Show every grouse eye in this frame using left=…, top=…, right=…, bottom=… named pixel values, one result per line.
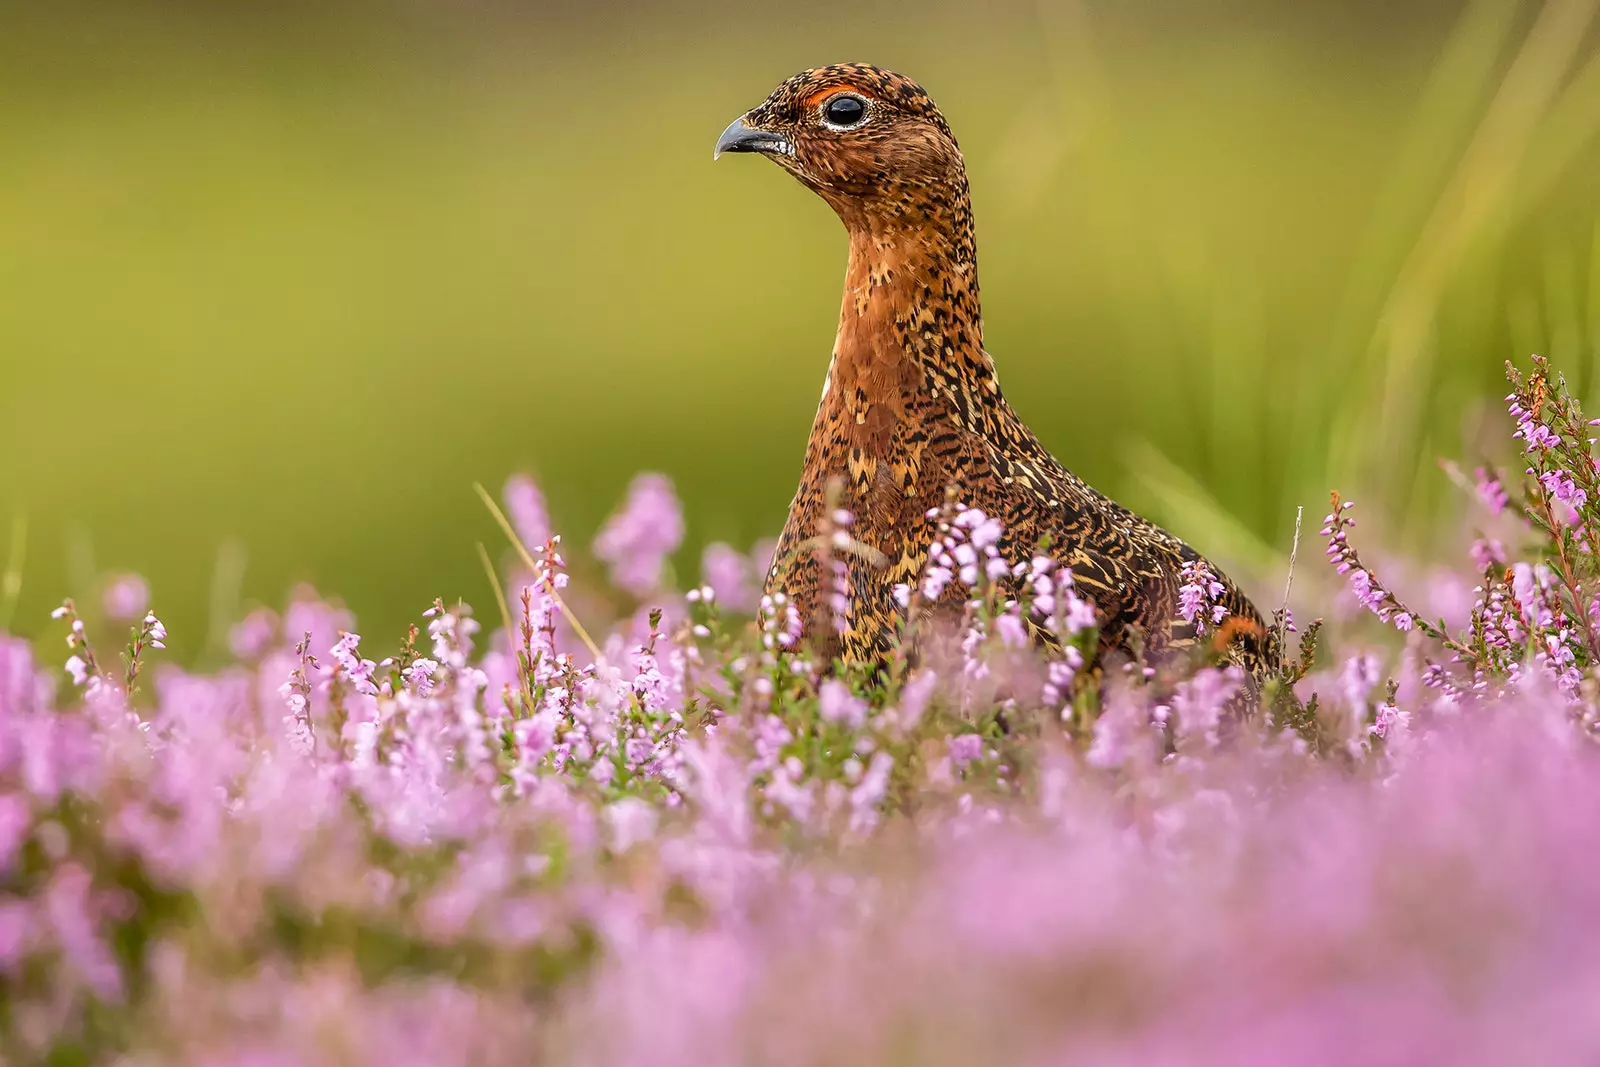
left=822, top=94, right=867, bottom=128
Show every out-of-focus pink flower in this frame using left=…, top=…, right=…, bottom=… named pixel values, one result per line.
left=504, top=473, right=552, bottom=549
left=700, top=542, right=757, bottom=614
left=102, top=574, right=149, bottom=623
left=0, top=900, right=30, bottom=971
left=230, top=608, right=279, bottom=660
left=594, top=474, right=685, bottom=596
left=1474, top=467, right=1509, bottom=515
left=948, top=734, right=982, bottom=769
left=44, top=864, right=123, bottom=1002
left=1171, top=667, right=1241, bottom=748
left=1471, top=538, right=1507, bottom=572
left=604, top=798, right=658, bottom=852
left=847, top=751, right=893, bottom=835
left=0, top=794, right=29, bottom=873
left=1087, top=686, right=1150, bottom=770
left=818, top=679, right=867, bottom=730
left=750, top=539, right=778, bottom=584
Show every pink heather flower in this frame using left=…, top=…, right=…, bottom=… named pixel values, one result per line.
left=895, top=670, right=939, bottom=733
left=765, top=760, right=814, bottom=823
left=828, top=556, right=851, bottom=634
left=402, top=658, right=440, bottom=696
left=603, top=798, right=658, bottom=852
left=282, top=591, right=354, bottom=661
left=44, top=864, right=123, bottom=1002
left=0, top=795, right=29, bottom=874
left=594, top=473, right=685, bottom=596
left=1521, top=420, right=1561, bottom=451
left=1171, top=667, right=1241, bottom=748
left=1338, top=652, right=1381, bottom=711
left=948, top=733, right=983, bottom=770
left=330, top=632, right=379, bottom=697
left=1177, top=560, right=1228, bottom=632
left=0, top=901, right=31, bottom=971
left=758, top=594, right=802, bottom=653
left=956, top=508, right=1003, bottom=551
left=818, top=679, right=867, bottom=730
left=426, top=603, right=480, bottom=669
left=515, top=710, right=557, bottom=762
left=1474, top=467, right=1509, bottom=515
left=63, top=655, right=89, bottom=687
left=994, top=612, right=1029, bottom=649
left=1470, top=538, right=1507, bottom=572
left=921, top=557, right=954, bottom=601
left=847, top=751, right=894, bottom=834
left=701, top=542, right=757, bottom=613
left=228, top=607, right=278, bottom=659
left=1509, top=395, right=1561, bottom=451
left=101, top=574, right=148, bottom=623
left=1087, top=688, right=1148, bottom=769
left=1043, top=653, right=1082, bottom=709
left=1540, top=470, right=1587, bottom=513
left=1347, top=569, right=1389, bottom=617
left=503, top=473, right=551, bottom=549
left=143, top=612, right=167, bottom=650
left=1371, top=701, right=1410, bottom=740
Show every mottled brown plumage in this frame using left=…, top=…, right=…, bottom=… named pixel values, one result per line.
left=717, top=63, right=1277, bottom=683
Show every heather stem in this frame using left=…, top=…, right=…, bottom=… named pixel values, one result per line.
left=1531, top=481, right=1600, bottom=660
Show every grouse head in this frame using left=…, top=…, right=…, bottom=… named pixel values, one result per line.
left=715, top=64, right=967, bottom=231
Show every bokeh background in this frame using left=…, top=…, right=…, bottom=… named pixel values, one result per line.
left=5, top=0, right=1600, bottom=660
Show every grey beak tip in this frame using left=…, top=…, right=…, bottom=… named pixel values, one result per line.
left=715, top=115, right=787, bottom=161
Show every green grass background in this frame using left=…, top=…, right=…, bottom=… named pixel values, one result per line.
left=5, top=0, right=1600, bottom=659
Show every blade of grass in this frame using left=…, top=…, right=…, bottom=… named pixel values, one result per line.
left=1123, top=439, right=1281, bottom=581
left=1278, top=505, right=1304, bottom=649
left=475, top=541, right=516, bottom=645
left=472, top=482, right=601, bottom=660
left=1496, top=45, right=1600, bottom=232
left=1323, top=0, right=1522, bottom=456
left=1370, top=0, right=1600, bottom=489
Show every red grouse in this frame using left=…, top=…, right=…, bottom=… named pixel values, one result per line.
left=716, top=63, right=1276, bottom=683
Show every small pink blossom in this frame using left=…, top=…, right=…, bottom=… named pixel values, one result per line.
left=101, top=574, right=149, bottom=623
left=503, top=473, right=552, bottom=549
left=948, top=733, right=983, bottom=769
left=594, top=474, right=685, bottom=596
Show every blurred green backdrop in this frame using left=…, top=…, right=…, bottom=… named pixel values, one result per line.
left=4, top=0, right=1600, bottom=659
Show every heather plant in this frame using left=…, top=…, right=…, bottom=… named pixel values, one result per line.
left=1326, top=355, right=1600, bottom=733
left=3, top=360, right=1600, bottom=1065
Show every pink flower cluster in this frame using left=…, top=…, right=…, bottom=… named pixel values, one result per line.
left=593, top=473, right=685, bottom=596
left=7, top=586, right=1599, bottom=1066
left=11, top=359, right=1600, bottom=1064
left=1322, top=500, right=1413, bottom=632
left=1177, top=558, right=1227, bottom=632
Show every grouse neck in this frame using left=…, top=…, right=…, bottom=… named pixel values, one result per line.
left=833, top=202, right=996, bottom=408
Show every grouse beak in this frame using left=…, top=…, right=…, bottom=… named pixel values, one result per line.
left=714, top=116, right=794, bottom=161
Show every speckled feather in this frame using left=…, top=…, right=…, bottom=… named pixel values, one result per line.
left=725, top=64, right=1278, bottom=682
